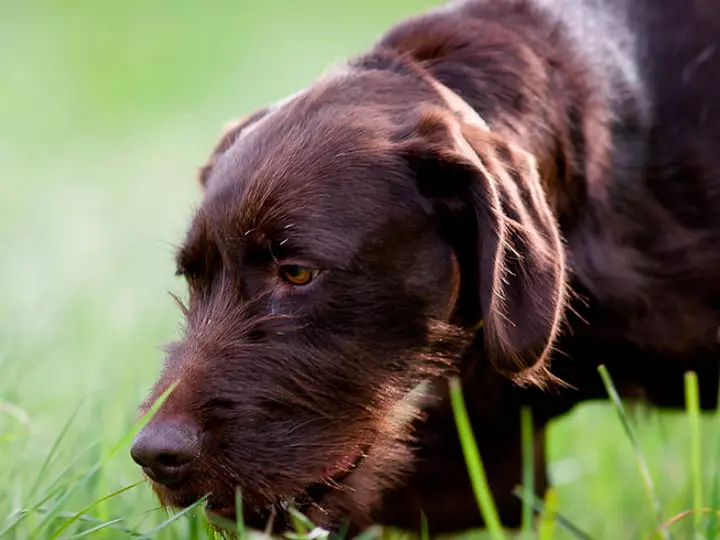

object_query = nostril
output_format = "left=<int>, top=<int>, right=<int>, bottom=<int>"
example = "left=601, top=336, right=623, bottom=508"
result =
left=130, top=421, right=200, bottom=487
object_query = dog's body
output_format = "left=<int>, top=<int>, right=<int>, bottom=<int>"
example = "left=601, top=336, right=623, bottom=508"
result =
left=132, top=0, right=720, bottom=534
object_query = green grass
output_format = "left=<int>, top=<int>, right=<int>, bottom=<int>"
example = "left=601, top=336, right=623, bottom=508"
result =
left=2, top=0, right=720, bottom=538
left=449, top=377, right=505, bottom=540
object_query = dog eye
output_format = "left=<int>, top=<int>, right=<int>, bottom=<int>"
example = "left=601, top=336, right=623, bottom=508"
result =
left=279, top=265, right=319, bottom=286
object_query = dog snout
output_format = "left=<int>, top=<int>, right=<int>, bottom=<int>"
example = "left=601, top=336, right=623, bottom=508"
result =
left=130, top=420, right=200, bottom=487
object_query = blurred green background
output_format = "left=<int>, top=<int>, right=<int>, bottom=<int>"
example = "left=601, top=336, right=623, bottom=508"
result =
left=1, top=1, right=718, bottom=538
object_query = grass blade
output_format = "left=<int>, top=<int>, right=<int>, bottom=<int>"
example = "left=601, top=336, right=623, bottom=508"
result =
left=707, top=369, right=720, bottom=540
left=204, top=508, right=239, bottom=533
left=288, top=506, right=313, bottom=535
left=520, top=406, right=534, bottom=539
left=597, top=364, right=669, bottom=540
left=420, top=511, right=429, bottom=540
left=103, top=381, right=178, bottom=465
left=47, top=481, right=142, bottom=539
left=47, top=506, right=159, bottom=537
left=67, top=517, right=126, bottom=539
left=31, top=440, right=101, bottom=503
left=28, top=399, right=85, bottom=498
left=335, top=519, right=350, bottom=540
left=29, top=485, right=76, bottom=539
left=236, top=488, right=245, bottom=539
left=448, top=376, right=505, bottom=540
left=28, top=382, right=176, bottom=539
left=137, top=495, right=208, bottom=538
left=686, top=371, right=703, bottom=538
left=188, top=509, right=204, bottom=540
left=706, top=429, right=720, bottom=540
left=1, top=480, right=71, bottom=536
left=264, top=506, right=277, bottom=536
left=1, top=436, right=102, bottom=536
left=708, top=480, right=720, bottom=540
left=537, top=488, right=558, bottom=540
left=512, top=487, right=594, bottom=540
left=351, top=525, right=383, bottom=540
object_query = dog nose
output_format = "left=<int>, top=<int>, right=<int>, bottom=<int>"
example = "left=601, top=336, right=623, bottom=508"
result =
left=130, top=421, right=200, bottom=487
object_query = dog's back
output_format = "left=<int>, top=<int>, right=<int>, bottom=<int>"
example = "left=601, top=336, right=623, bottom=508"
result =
left=552, top=0, right=720, bottom=351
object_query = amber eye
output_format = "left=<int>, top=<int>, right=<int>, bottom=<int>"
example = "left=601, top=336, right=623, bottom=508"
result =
left=279, top=265, right=319, bottom=286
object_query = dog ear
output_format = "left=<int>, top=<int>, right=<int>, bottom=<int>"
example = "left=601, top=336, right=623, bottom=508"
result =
left=197, top=107, right=270, bottom=189
left=398, top=106, right=567, bottom=383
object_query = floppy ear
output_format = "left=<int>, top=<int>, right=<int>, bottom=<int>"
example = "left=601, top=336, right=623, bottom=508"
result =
left=197, top=107, right=270, bottom=189
left=399, top=107, right=567, bottom=383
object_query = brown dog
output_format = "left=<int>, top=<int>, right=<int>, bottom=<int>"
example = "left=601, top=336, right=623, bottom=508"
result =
left=131, top=0, right=720, bottom=534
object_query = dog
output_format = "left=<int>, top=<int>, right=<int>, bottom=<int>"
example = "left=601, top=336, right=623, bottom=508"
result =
left=130, top=0, right=720, bottom=534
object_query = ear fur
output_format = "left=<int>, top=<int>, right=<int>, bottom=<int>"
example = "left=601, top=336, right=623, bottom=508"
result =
left=400, top=105, right=567, bottom=384
left=197, top=107, right=270, bottom=189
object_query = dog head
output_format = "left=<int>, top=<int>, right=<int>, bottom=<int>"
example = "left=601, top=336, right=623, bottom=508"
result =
left=131, top=59, right=566, bottom=531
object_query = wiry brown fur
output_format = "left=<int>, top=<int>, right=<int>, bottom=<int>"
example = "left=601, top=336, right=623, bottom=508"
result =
left=133, top=0, right=720, bottom=535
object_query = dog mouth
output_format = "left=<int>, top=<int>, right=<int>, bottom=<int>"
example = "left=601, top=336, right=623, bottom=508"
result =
left=200, top=385, right=430, bottom=532
left=204, top=448, right=369, bottom=533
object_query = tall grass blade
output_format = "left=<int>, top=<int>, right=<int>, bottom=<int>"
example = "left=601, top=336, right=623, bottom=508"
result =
left=420, top=511, right=429, bottom=540
left=685, top=371, right=703, bottom=538
left=264, top=506, right=276, bottom=536
left=204, top=508, right=238, bottom=533
left=236, top=488, right=246, bottom=539
left=136, top=496, right=208, bottom=538
left=537, top=488, right=558, bottom=540
left=47, top=481, right=142, bottom=539
left=28, top=485, right=75, bottom=540
left=706, top=428, right=720, bottom=540
left=288, top=506, right=313, bottom=535
left=706, top=369, right=720, bottom=540
left=1, top=481, right=70, bottom=536
left=520, top=406, right=534, bottom=540
left=336, top=519, right=350, bottom=540
left=512, top=487, right=594, bottom=540
left=1, top=439, right=102, bottom=536
left=186, top=507, right=205, bottom=540
left=28, top=399, right=85, bottom=498
left=28, top=382, right=176, bottom=539
left=351, top=525, right=383, bottom=540
left=32, top=440, right=101, bottom=503
left=94, top=400, right=112, bottom=530
left=52, top=506, right=158, bottom=537
left=448, top=376, right=505, bottom=540
left=66, top=518, right=126, bottom=539
left=597, top=364, right=669, bottom=540
left=103, top=381, right=178, bottom=463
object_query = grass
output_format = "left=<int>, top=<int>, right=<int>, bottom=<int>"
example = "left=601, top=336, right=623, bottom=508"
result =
left=597, top=365, right=667, bottom=538
left=449, top=377, right=505, bottom=540
left=2, top=0, right=720, bottom=538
